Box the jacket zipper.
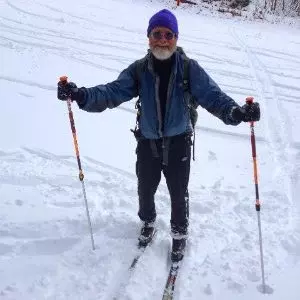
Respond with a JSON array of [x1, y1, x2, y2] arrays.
[[165, 71, 175, 132], [155, 75, 163, 138]]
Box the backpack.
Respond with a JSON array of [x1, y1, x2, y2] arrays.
[[132, 47, 198, 159]]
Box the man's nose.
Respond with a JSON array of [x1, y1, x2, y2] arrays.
[[158, 36, 168, 43]]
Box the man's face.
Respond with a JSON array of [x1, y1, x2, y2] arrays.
[[148, 26, 177, 60]]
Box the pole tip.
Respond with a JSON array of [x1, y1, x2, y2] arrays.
[[246, 96, 254, 104]]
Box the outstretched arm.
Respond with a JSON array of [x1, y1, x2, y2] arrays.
[[74, 62, 138, 113], [189, 59, 241, 125]]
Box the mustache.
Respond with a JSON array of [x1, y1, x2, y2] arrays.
[[153, 45, 171, 49]]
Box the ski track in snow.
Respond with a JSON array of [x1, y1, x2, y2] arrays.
[[1, 0, 300, 299], [229, 26, 296, 211]]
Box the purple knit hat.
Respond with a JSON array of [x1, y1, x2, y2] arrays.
[[147, 9, 178, 37]]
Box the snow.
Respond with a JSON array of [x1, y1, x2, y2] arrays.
[[1, 0, 300, 299]]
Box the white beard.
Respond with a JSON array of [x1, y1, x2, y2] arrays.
[[151, 45, 176, 60]]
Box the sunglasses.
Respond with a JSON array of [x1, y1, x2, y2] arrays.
[[150, 31, 176, 41]]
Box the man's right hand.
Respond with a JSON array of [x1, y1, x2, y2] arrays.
[[57, 80, 78, 101]]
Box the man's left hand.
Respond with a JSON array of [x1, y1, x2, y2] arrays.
[[231, 102, 260, 122], [57, 81, 78, 101]]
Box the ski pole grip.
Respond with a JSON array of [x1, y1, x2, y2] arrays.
[[246, 96, 254, 105], [59, 75, 68, 85]]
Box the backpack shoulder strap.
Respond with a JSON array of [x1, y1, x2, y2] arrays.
[[180, 51, 198, 110], [176, 46, 190, 91], [178, 47, 198, 161], [135, 55, 148, 92], [134, 55, 148, 110], [131, 55, 148, 139], [183, 56, 190, 92]]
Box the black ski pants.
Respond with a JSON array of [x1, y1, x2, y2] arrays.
[[136, 133, 191, 236]]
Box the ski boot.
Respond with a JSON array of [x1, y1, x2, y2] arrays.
[[171, 238, 187, 262], [138, 222, 156, 248]]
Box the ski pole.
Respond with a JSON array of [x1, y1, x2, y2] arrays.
[[60, 76, 95, 250], [246, 96, 267, 293]]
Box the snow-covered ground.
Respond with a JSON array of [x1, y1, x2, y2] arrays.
[[1, 0, 300, 299]]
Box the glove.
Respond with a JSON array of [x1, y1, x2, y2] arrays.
[[57, 80, 78, 101], [231, 102, 260, 122]]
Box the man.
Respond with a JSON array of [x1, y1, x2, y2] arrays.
[[57, 9, 260, 262]]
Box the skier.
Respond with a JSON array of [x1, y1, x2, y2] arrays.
[[57, 9, 260, 262]]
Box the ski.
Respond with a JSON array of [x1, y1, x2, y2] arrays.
[[112, 235, 156, 300], [129, 245, 147, 270], [129, 229, 157, 270], [162, 262, 181, 300]]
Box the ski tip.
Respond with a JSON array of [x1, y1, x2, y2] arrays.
[[162, 294, 173, 300]]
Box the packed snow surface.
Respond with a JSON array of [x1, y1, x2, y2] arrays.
[[1, 0, 300, 299]]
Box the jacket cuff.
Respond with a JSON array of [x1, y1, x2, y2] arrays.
[[228, 106, 242, 125], [72, 87, 87, 108]]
